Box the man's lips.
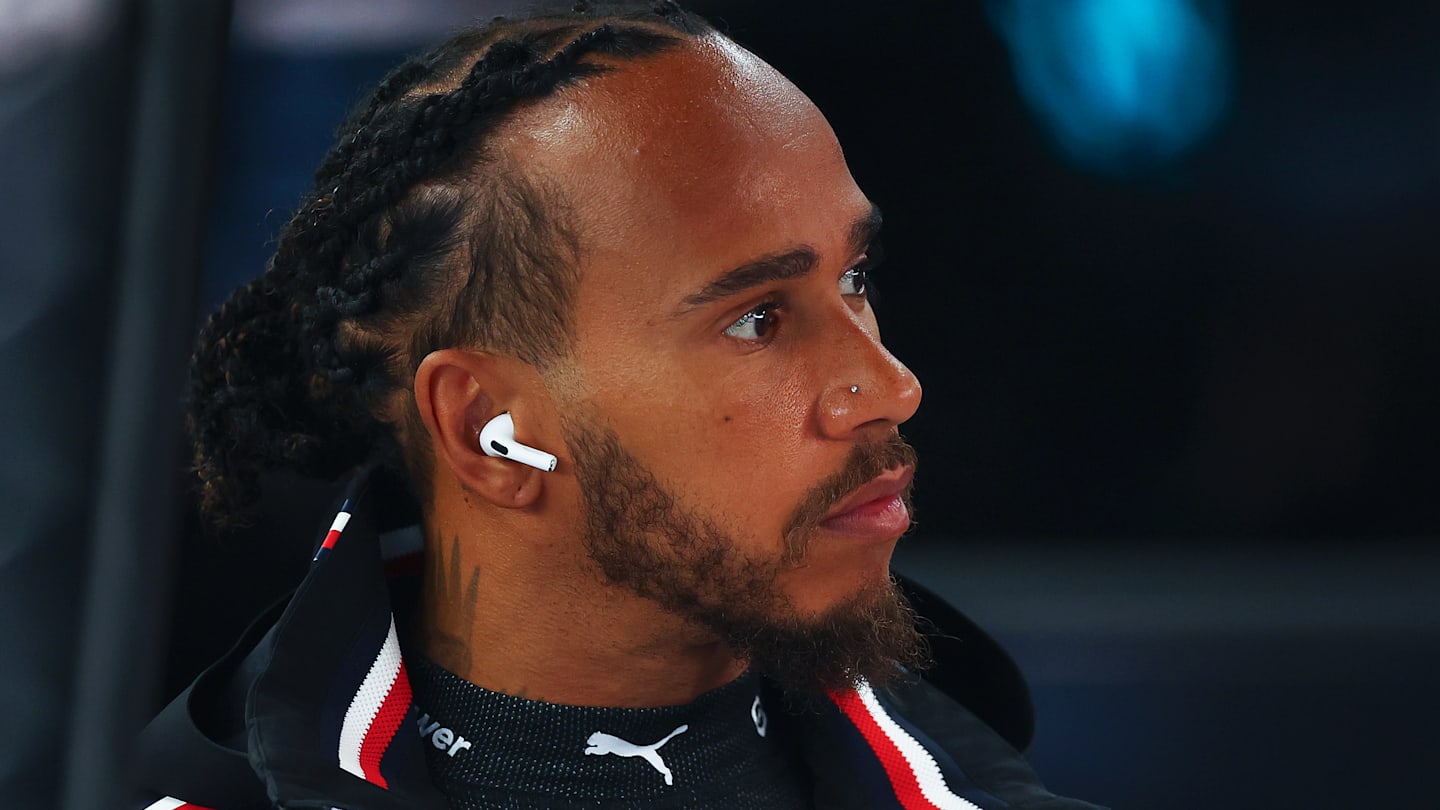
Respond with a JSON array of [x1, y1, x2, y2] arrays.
[[818, 466, 915, 536]]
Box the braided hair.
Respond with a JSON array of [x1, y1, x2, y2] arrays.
[[188, 2, 713, 527]]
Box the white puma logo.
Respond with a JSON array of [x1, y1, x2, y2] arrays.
[[583, 724, 689, 786]]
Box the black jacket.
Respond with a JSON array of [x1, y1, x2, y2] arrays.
[[132, 468, 1103, 810]]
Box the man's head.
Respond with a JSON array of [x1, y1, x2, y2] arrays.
[[189, 2, 926, 695]]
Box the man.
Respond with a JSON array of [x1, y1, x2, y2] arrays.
[[135, 3, 1102, 808]]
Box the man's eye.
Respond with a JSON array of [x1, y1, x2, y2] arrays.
[[840, 266, 869, 297], [724, 302, 776, 341]]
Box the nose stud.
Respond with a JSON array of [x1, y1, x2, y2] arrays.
[[849, 385, 860, 394]]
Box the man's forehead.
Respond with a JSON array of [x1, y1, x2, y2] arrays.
[[563, 34, 822, 148], [499, 33, 865, 298]]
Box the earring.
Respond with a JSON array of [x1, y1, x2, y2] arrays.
[[849, 385, 860, 394]]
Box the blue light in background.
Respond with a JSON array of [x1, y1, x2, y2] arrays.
[[987, 0, 1232, 173]]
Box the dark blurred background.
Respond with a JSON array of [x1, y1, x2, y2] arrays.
[[4, 0, 1438, 807]]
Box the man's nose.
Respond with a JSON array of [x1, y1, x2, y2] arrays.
[[815, 315, 922, 440]]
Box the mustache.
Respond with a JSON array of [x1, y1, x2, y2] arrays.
[[782, 433, 918, 560]]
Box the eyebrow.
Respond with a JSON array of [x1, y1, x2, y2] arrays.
[[675, 204, 884, 314]]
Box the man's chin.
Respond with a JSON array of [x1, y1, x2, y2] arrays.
[[778, 556, 903, 619], [725, 577, 930, 699]]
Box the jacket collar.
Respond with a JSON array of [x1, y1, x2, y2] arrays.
[[247, 465, 445, 809]]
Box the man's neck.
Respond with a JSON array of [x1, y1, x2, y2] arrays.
[[417, 530, 748, 707]]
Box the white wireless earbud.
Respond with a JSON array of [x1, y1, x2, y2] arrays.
[[478, 411, 557, 472]]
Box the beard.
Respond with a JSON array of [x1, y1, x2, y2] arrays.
[[562, 412, 929, 698]]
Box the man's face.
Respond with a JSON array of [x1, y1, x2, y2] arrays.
[[507, 36, 924, 687]]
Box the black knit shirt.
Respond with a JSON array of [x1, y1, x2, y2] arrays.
[[409, 657, 814, 809]]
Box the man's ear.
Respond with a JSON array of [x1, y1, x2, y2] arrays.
[[412, 349, 547, 508]]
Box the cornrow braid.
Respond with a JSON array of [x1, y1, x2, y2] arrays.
[[188, 3, 714, 527]]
